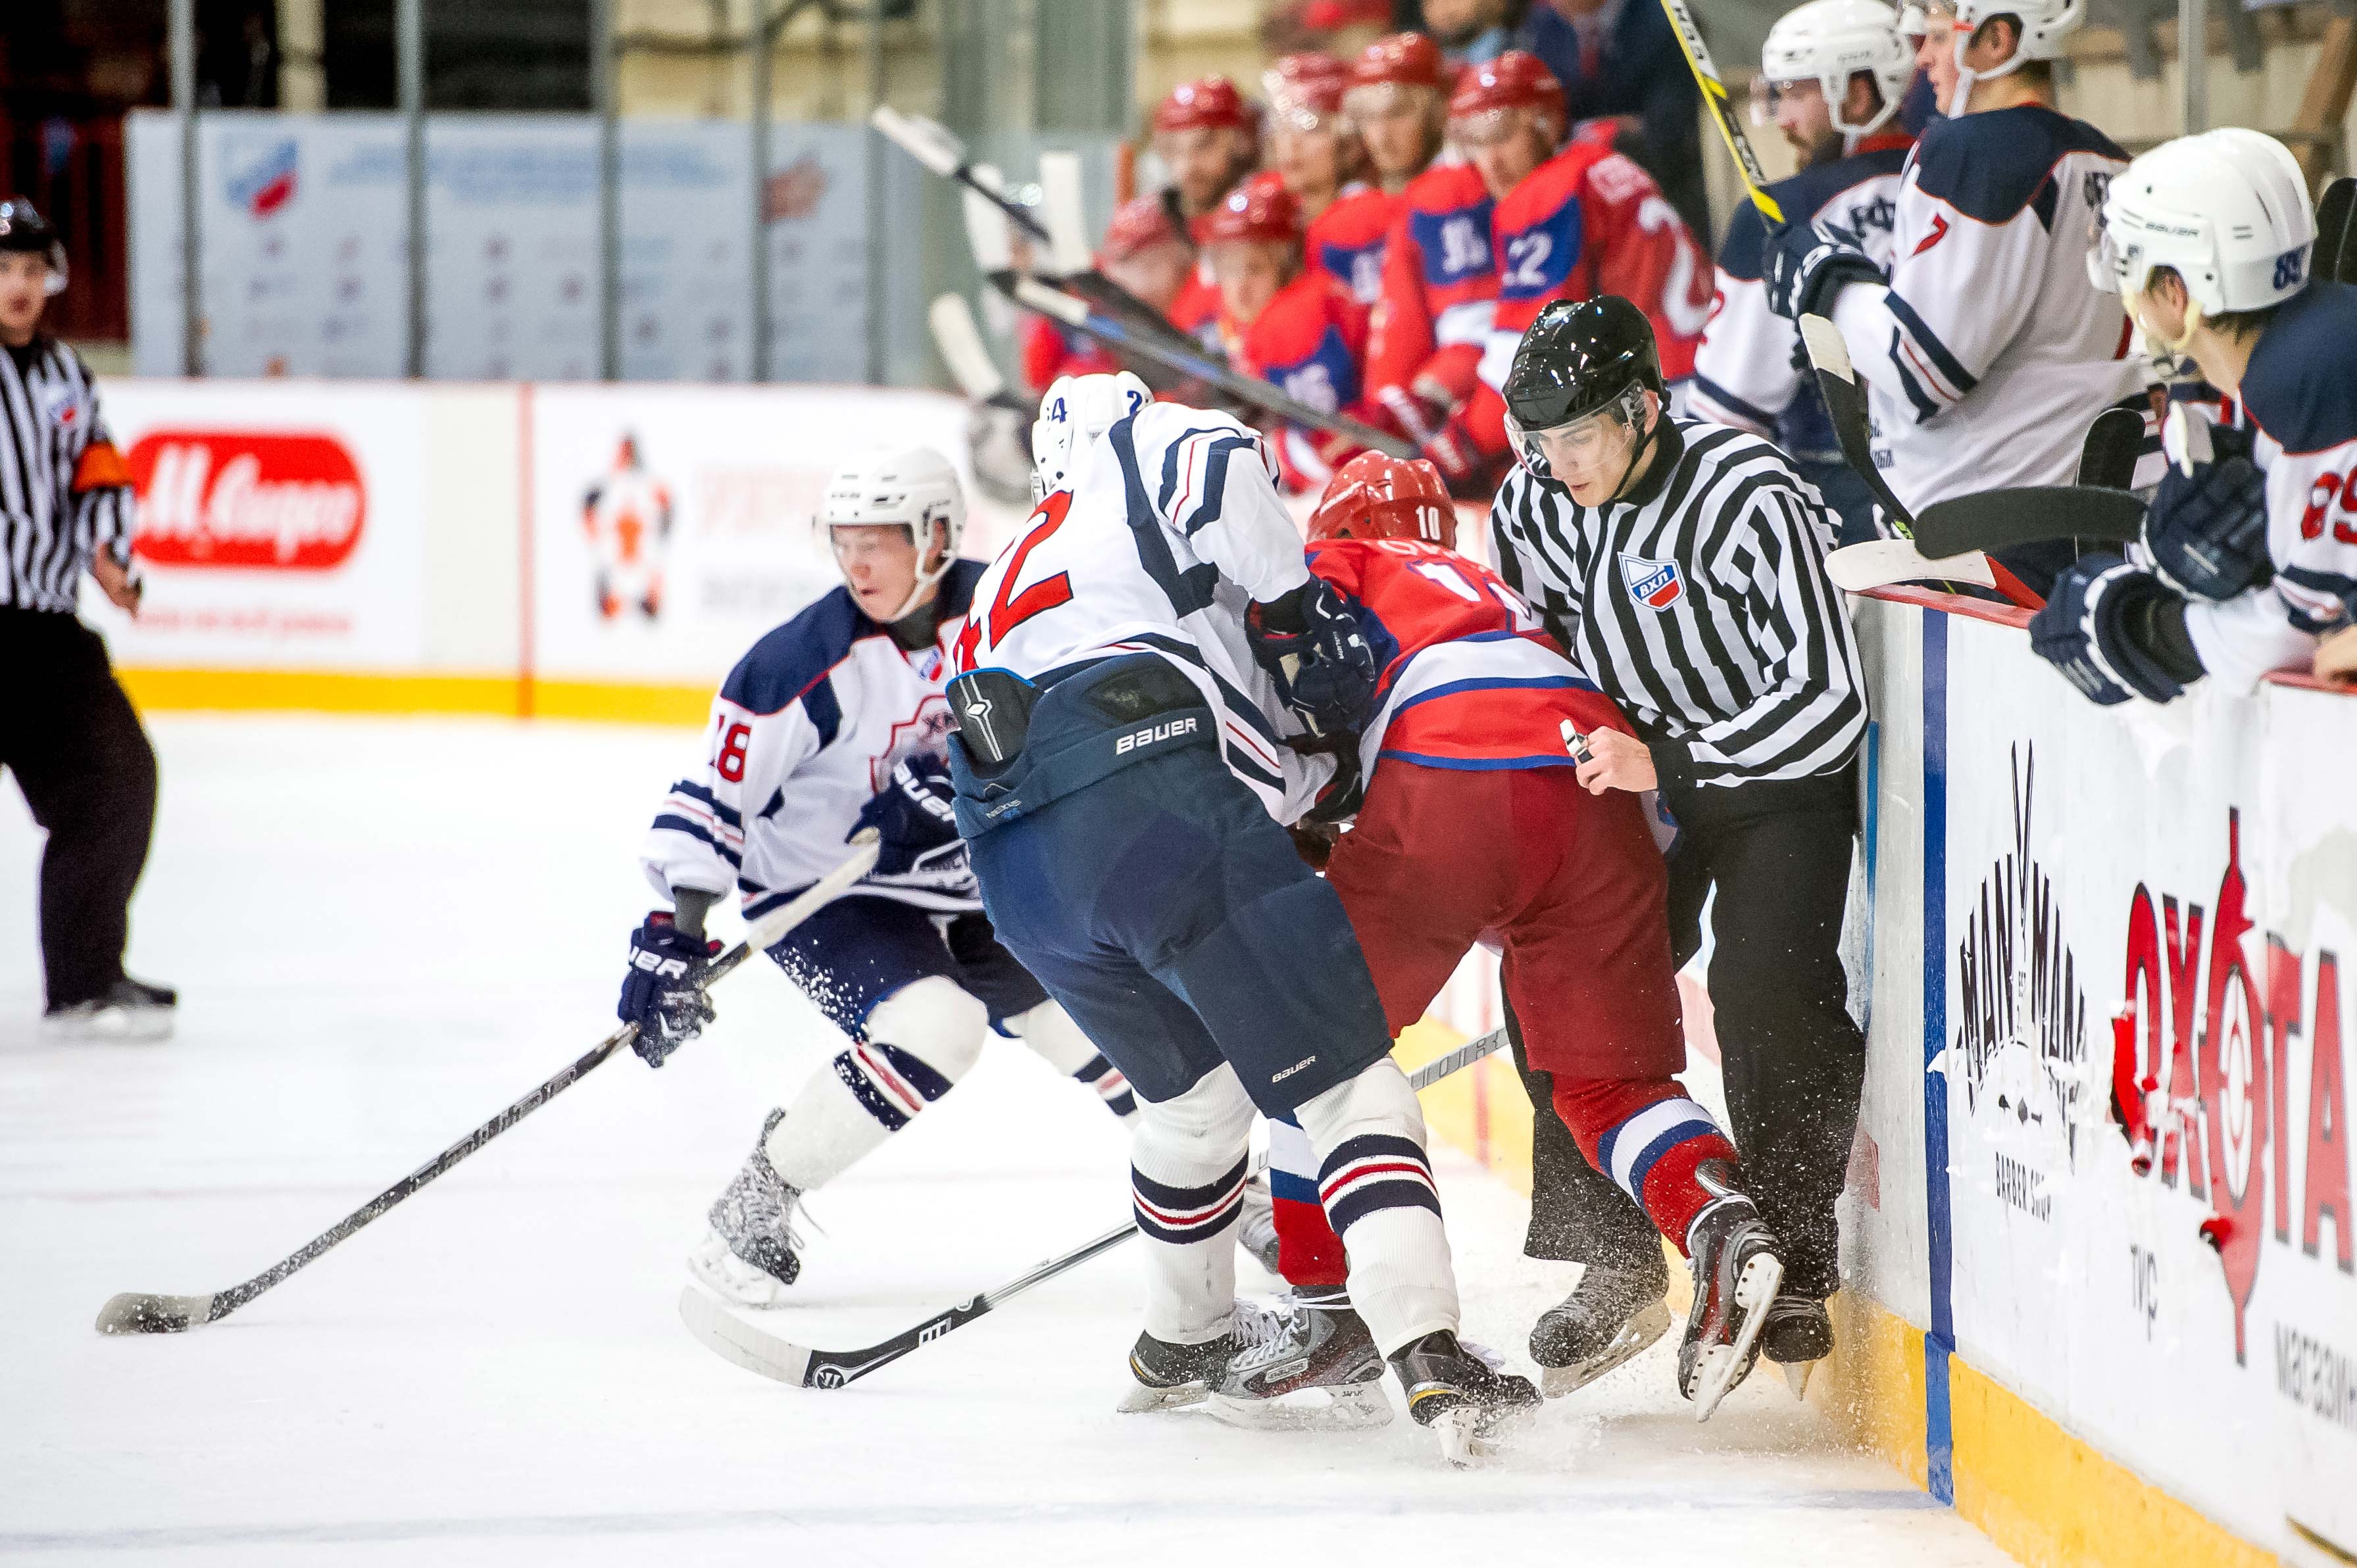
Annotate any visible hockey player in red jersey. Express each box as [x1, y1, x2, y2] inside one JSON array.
[[1366, 127, 1499, 489], [1459, 51, 1716, 439], [1020, 196, 1195, 395], [1344, 32, 1451, 195], [1210, 453, 1787, 1427], [1154, 75, 1260, 349], [1201, 172, 1375, 493], [1266, 53, 1392, 308]]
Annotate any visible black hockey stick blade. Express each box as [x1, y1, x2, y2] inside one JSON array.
[[678, 1025, 1513, 1389], [2316, 177, 2356, 286], [2076, 406, 2146, 491], [1913, 485, 2146, 559], [1799, 314, 1917, 536], [96, 836, 881, 1336]]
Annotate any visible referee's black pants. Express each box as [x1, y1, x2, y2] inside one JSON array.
[[1, 608, 158, 1009], [1514, 763, 1865, 1300]]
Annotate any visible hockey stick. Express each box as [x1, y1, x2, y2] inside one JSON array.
[[1799, 314, 1914, 535], [1912, 485, 2146, 560], [2077, 405, 2146, 490], [1656, 0, 1783, 222], [93, 833, 884, 1337], [929, 293, 1030, 414], [676, 1025, 1514, 1390], [2316, 177, 2356, 286], [1011, 277, 1417, 459]]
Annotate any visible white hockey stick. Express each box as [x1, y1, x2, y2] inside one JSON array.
[[678, 1025, 1514, 1390], [95, 833, 881, 1336], [928, 293, 1028, 414], [1037, 151, 1093, 278], [1824, 537, 1998, 595]]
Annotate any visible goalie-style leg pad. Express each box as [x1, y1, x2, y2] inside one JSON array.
[[1552, 1077, 1742, 1258], [1005, 999, 1139, 1123], [764, 976, 988, 1191], [1293, 1058, 1459, 1357], [1129, 1062, 1257, 1344]]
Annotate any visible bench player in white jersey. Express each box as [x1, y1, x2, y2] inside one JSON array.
[[945, 372, 1541, 1463], [1689, 0, 1915, 544], [2032, 130, 2357, 705], [1756, 0, 2156, 585], [617, 447, 1154, 1306]]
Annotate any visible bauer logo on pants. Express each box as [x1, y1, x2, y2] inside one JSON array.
[[1620, 553, 1684, 610]]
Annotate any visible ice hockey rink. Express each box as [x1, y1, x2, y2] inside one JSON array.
[[0, 715, 2014, 1567]]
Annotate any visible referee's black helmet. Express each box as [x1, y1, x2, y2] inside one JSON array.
[[1501, 295, 1662, 433], [0, 199, 68, 295]]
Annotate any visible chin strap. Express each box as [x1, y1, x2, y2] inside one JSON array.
[[1604, 406, 1664, 506]]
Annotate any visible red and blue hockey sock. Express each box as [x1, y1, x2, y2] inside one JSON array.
[[1552, 1077, 1741, 1257], [1267, 1113, 1350, 1288]]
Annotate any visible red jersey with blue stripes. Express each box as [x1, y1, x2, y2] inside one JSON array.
[[1021, 314, 1122, 395], [1304, 535, 1634, 780], [1228, 270, 1372, 492], [1371, 162, 1495, 406], [1306, 185, 1399, 307], [1484, 143, 1716, 387]]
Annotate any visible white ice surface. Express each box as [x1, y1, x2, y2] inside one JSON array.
[[0, 716, 2013, 1568]]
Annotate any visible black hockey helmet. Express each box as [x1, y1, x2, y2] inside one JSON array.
[[1501, 295, 1662, 431], [0, 199, 68, 295]]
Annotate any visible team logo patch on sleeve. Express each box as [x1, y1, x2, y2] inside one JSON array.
[[1620, 553, 1685, 610]]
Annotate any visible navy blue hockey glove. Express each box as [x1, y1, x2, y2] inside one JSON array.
[[1761, 221, 1883, 324], [619, 912, 720, 1067], [853, 754, 976, 896], [2143, 426, 2271, 601], [1247, 579, 1380, 735], [2029, 553, 2189, 706]]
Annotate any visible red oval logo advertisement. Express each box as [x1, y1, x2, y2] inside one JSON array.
[[125, 431, 366, 570]]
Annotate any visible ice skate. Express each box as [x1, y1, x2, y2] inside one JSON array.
[[1235, 1173, 1283, 1276], [41, 977, 176, 1043], [1757, 1294, 1833, 1398], [1388, 1329, 1542, 1467], [1527, 1245, 1672, 1398], [688, 1109, 807, 1307], [1677, 1165, 1785, 1421], [1116, 1300, 1289, 1413], [1206, 1287, 1393, 1431]]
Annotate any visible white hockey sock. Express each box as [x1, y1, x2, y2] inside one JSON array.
[[1128, 1064, 1257, 1343], [764, 978, 986, 1192], [1294, 1060, 1460, 1357], [1006, 1000, 1139, 1123]]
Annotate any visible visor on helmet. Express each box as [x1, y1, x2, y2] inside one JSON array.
[[1502, 383, 1649, 479]]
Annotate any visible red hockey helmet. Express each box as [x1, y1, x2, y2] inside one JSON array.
[[1308, 453, 1454, 545], [1099, 195, 1187, 263], [1348, 32, 1448, 93], [1154, 75, 1253, 134], [1266, 52, 1352, 128], [1196, 172, 1303, 248], [1445, 49, 1566, 144]]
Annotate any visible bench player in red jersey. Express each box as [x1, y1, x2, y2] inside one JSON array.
[[1205, 453, 1787, 1428], [1265, 53, 1391, 310], [1152, 76, 1259, 349], [1367, 124, 1497, 493], [1020, 196, 1196, 395], [1201, 173, 1375, 494]]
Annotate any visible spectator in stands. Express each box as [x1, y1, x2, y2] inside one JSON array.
[[1514, 0, 1709, 241], [1423, 0, 1519, 64]]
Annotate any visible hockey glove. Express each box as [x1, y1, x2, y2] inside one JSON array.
[[1761, 221, 1883, 325], [2143, 426, 2272, 600], [853, 755, 978, 898], [619, 912, 720, 1066], [2028, 553, 2190, 706], [1247, 579, 1380, 735]]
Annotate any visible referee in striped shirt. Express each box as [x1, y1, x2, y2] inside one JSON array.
[[1488, 297, 1866, 1386], [0, 199, 174, 1041]]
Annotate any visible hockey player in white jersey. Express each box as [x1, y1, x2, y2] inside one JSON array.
[[619, 447, 1154, 1306], [2031, 130, 2357, 704], [1689, 0, 1916, 544], [945, 372, 1541, 1463], [1756, 0, 2155, 584]]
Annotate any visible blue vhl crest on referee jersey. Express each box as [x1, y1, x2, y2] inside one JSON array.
[[1620, 552, 1683, 610]]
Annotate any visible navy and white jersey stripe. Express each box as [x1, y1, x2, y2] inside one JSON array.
[[1, 337, 133, 614], [1489, 419, 1868, 788]]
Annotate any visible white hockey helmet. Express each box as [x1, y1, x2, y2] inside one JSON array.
[[1757, 0, 1914, 139], [1948, 0, 2082, 110], [1031, 371, 1151, 502], [820, 445, 966, 622], [2090, 129, 2316, 326]]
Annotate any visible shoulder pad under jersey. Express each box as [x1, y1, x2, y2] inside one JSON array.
[[722, 587, 870, 718], [2240, 282, 2357, 456], [1402, 162, 1496, 293], [1908, 104, 2125, 226]]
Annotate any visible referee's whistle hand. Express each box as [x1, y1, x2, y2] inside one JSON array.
[[90, 554, 142, 616], [1575, 727, 1658, 795]]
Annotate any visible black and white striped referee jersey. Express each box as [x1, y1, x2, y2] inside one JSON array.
[[1489, 417, 1868, 789], [1, 336, 132, 614]]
